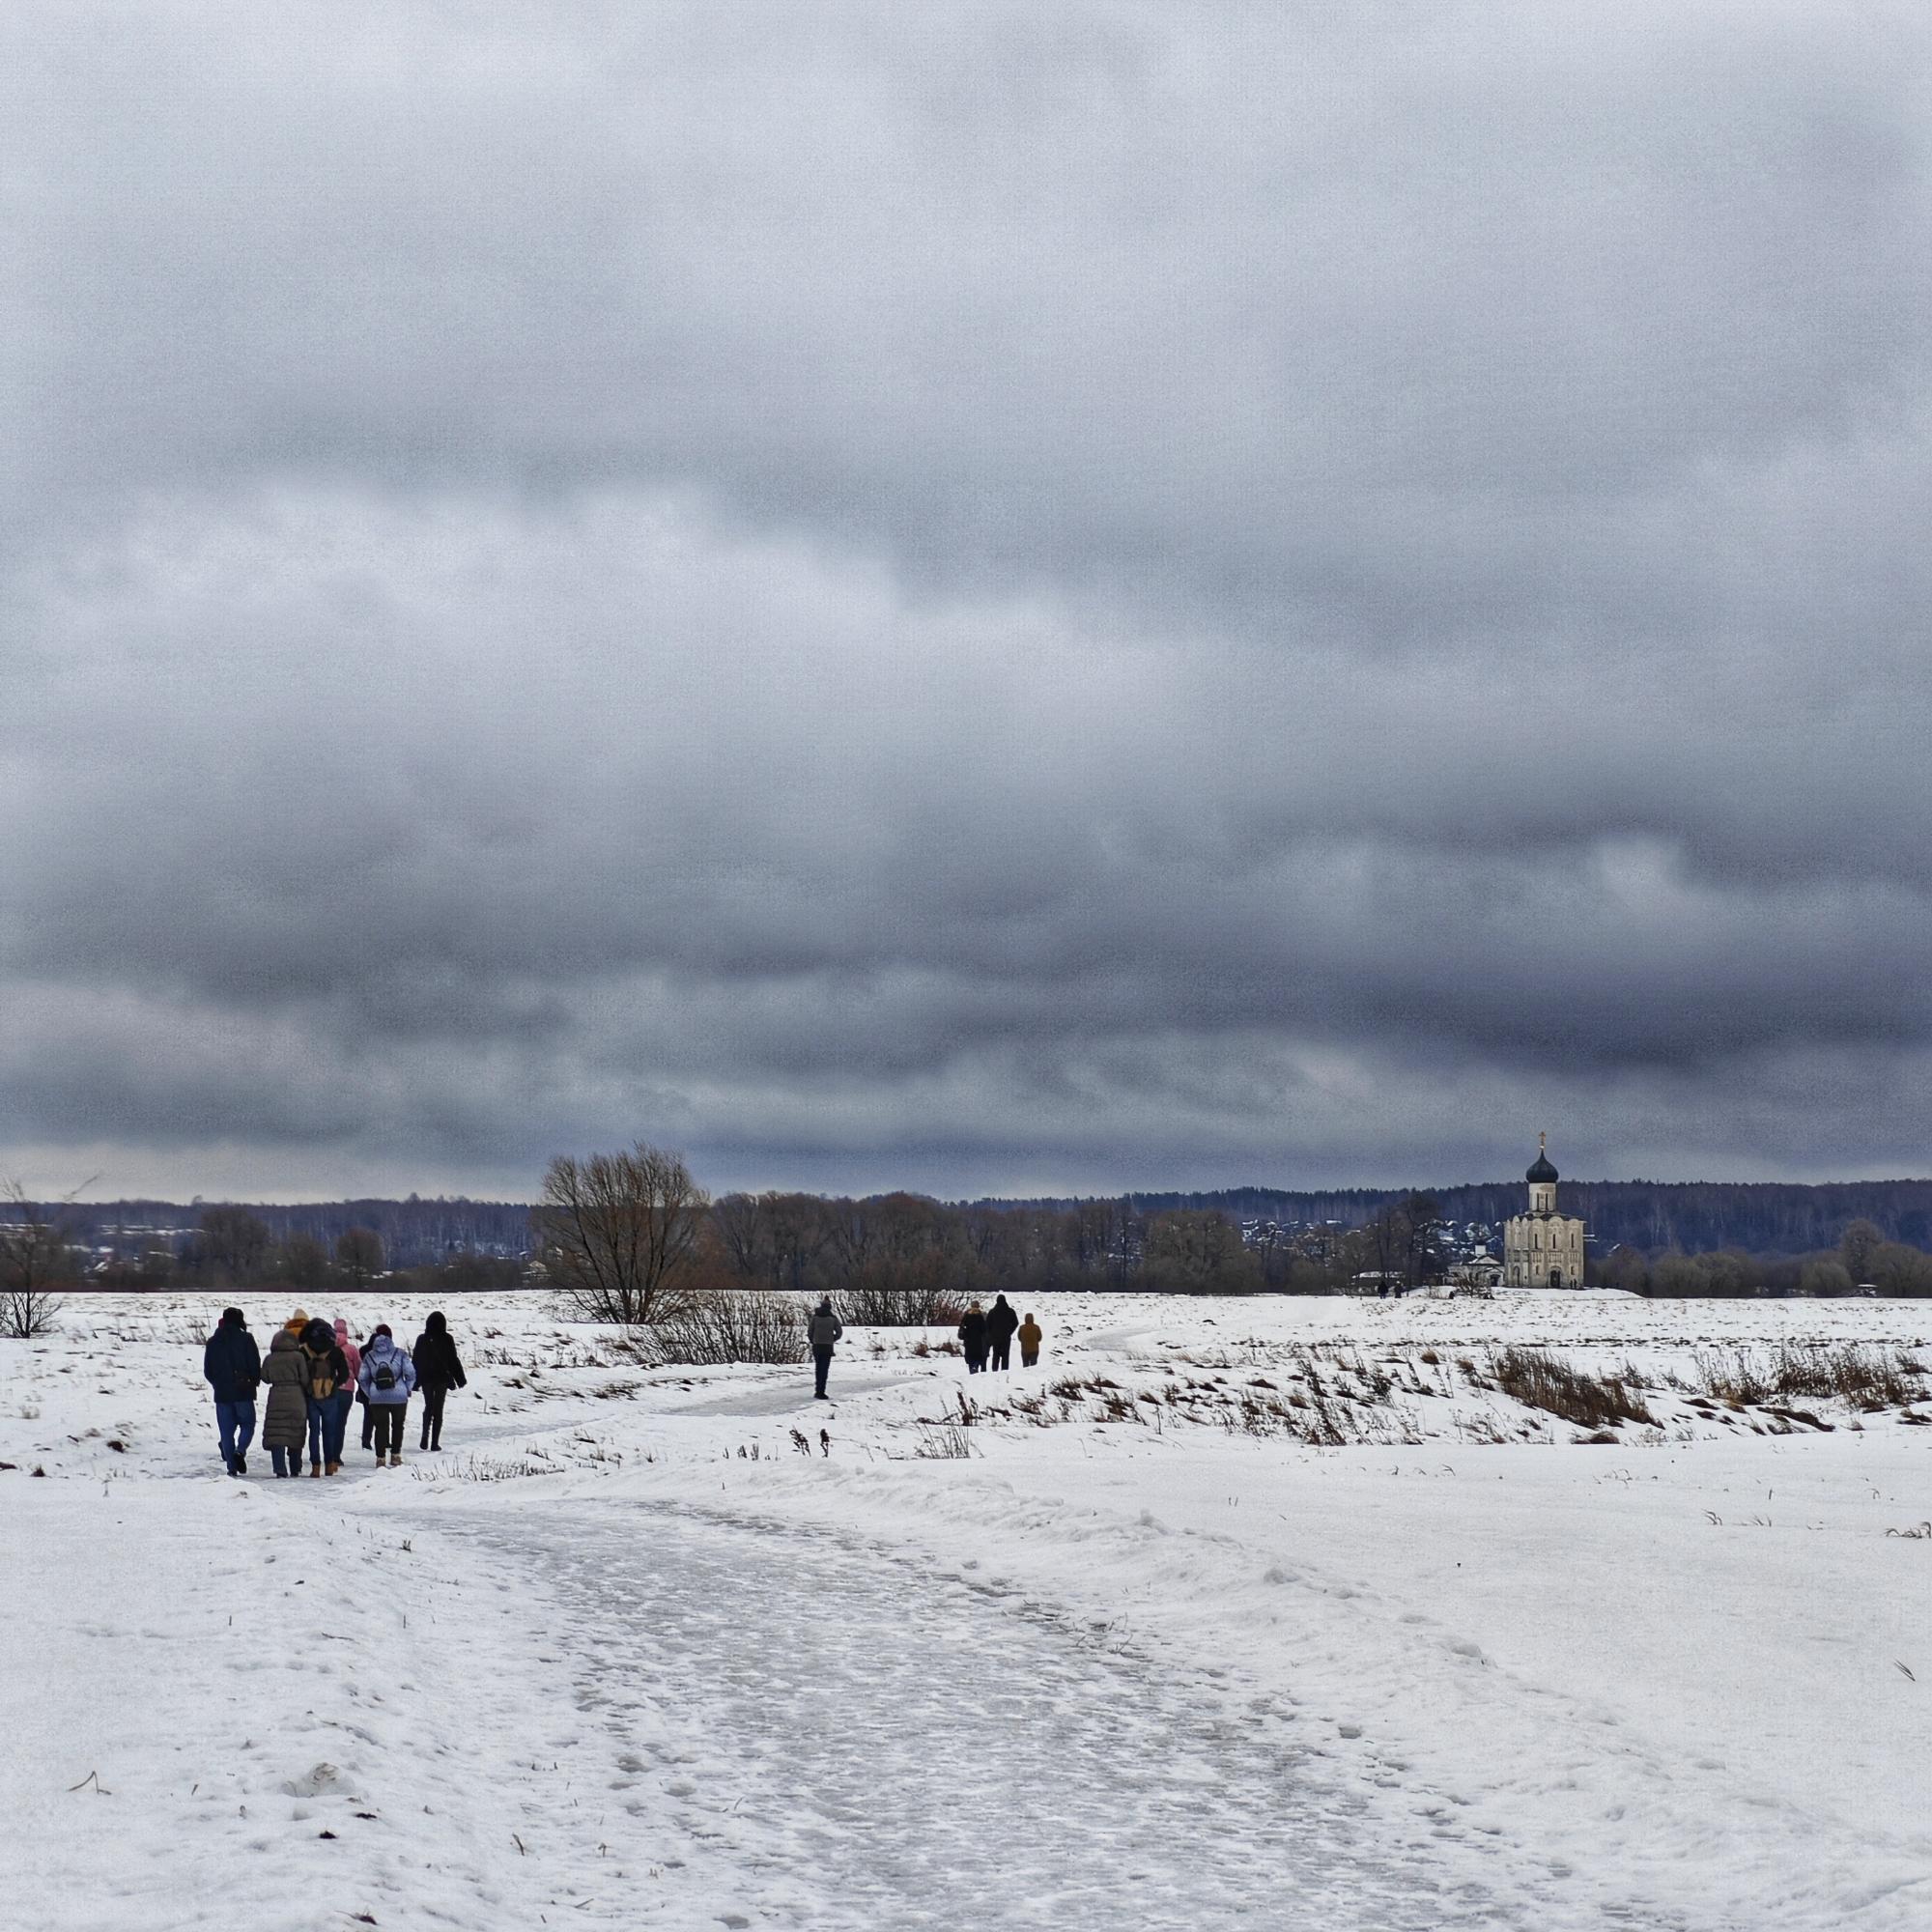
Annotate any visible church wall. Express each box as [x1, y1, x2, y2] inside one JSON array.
[[1502, 1212, 1586, 1288]]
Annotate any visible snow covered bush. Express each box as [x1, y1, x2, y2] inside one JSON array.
[[644, 1289, 807, 1366], [836, 1263, 962, 1327], [1, 1282, 62, 1340], [1, 1182, 71, 1339]]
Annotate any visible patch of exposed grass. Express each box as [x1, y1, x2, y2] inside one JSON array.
[[1490, 1348, 1655, 1429], [1695, 1345, 1924, 1411]]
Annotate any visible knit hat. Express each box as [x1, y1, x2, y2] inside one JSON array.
[[290, 1307, 309, 1325], [333, 1318, 349, 1338]]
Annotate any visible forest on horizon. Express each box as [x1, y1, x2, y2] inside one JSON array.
[[25, 1176, 1932, 1277]]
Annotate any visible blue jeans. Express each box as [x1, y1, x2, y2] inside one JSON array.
[[271, 1444, 298, 1476], [323, 1388, 353, 1464], [213, 1399, 256, 1470], [304, 1398, 328, 1467]]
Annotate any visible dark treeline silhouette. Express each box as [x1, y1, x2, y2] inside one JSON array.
[[48, 1197, 530, 1284], [18, 1178, 1932, 1299], [1021, 1180, 1932, 1258]]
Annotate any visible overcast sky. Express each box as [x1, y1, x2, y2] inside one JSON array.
[[4, 3, 1930, 1202]]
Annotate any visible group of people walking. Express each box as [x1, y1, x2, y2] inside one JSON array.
[[804, 1293, 1048, 1396], [206, 1296, 1037, 1442], [202, 1306, 469, 1478], [958, 1294, 1041, 1374]]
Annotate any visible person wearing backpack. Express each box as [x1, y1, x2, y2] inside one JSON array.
[[805, 1297, 842, 1399], [357, 1323, 417, 1466], [201, 1307, 261, 1476], [410, 1311, 468, 1452], [298, 1317, 351, 1476], [259, 1328, 310, 1477]]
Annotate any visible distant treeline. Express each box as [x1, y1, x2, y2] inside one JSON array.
[[24, 1178, 1932, 1298], [63, 1197, 533, 1270], [1010, 1180, 1932, 1258]]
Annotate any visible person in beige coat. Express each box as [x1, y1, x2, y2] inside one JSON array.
[[1017, 1313, 1043, 1368], [258, 1328, 310, 1478]]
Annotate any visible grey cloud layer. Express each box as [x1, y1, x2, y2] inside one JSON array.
[[3, 3, 1929, 1195]]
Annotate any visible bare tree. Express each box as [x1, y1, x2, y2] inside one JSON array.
[[1399, 1192, 1443, 1291], [196, 1206, 271, 1285], [535, 1143, 708, 1326], [1839, 1218, 1885, 1285], [1870, 1242, 1932, 1297], [1141, 1210, 1262, 1293], [1799, 1257, 1854, 1297], [335, 1226, 385, 1292], [274, 1232, 333, 1294], [1, 1179, 82, 1339]]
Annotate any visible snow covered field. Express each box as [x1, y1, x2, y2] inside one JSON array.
[[4, 1290, 1929, 1930]]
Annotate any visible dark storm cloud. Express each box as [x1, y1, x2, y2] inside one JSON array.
[[2, 2, 1930, 1196]]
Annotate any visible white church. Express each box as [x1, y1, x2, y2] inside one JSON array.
[[1501, 1134, 1588, 1290]]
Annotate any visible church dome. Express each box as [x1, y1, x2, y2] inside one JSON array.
[[1526, 1147, 1559, 1183]]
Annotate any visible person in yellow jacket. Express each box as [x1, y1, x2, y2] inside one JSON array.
[[1017, 1313, 1043, 1369]]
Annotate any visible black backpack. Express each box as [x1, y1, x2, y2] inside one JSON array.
[[372, 1354, 397, 1393]]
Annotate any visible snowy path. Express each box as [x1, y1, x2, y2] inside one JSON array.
[[443, 1498, 1550, 1931], [678, 1372, 910, 1416], [12, 1291, 1927, 1932]]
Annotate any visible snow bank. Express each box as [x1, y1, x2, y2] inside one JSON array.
[[3, 1292, 1928, 1929]]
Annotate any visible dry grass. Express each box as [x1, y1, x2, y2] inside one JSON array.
[[1694, 1344, 1924, 1411], [1489, 1348, 1655, 1429]]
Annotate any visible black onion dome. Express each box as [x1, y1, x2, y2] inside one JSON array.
[[1526, 1149, 1559, 1183]]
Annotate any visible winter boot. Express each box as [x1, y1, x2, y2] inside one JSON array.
[[325, 1460, 340, 1475], [388, 1451, 402, 1467], [235, 1454, 246, 1475], [309, 1462, 323, 1477]]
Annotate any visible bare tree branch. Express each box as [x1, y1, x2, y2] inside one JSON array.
[[533, 1144, 708, 1327]]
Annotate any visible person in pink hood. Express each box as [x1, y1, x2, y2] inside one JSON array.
[[324, 1319, 360, 1470]]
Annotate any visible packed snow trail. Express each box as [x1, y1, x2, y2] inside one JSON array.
[[449, 1499, 1555, 1931]]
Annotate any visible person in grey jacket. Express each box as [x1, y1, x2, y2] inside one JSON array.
[[807, 1298, 843, 1399]]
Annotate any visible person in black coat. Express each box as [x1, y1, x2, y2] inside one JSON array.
[[984, 1293, 1020, 1372], [202, 1307, 261, 1476], [411, 1310, 468, 1452], [957, 1302, 990, 1374]]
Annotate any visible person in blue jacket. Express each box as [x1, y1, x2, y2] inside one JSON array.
[[202, 1307, 261, 1476], [357, 1323, 418, 1466]]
